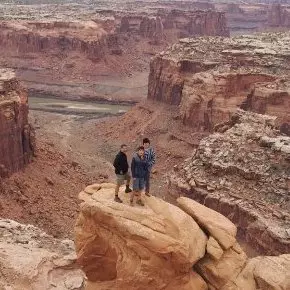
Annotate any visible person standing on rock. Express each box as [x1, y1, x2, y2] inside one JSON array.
[[143, 138, 156, 196], [130, 146, 147, 206], [113, 144, 132, 203]]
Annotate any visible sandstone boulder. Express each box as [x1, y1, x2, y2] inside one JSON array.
[[221, 254, 290, 290], [196, 246, 247, 289], [75, 183, 207, 290], [206, 236, 224, 261], [177, 197, 237, 249]]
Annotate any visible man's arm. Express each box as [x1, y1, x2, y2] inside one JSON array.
[[148, 148, 156, 167], [113, 154, 120, 172], [131, 157, 136, 178]]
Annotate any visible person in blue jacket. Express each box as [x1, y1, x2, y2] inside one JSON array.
[[130, 146, 147, 206]]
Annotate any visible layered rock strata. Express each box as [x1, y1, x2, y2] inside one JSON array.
[[148, 32, 290, 130], [0, 21, 109, 60], [169, 110, 290, 255], [75, 183, 290, 290], [0, 219, 84, 290], [119, 10, 229, 40], [161, 10, 229, 38], [0, 68, 34, 177]]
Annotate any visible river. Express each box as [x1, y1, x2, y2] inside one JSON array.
[[28, 96, 131, 117]]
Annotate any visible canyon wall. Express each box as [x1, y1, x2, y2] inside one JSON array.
[[162, 10, 229, 37], [148, 33, 290, 131], [119, 10, 229, 41], [169, 110, 290, 256], [268, 3, 290, 27], [75, 183, 290, 290], [0, 21, 109, 60], [0, 69, 34, 177]]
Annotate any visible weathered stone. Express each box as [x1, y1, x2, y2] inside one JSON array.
[[76, 183, 207, 289], [206, 237, 224, 261], [196, 247, 247, 289], [177, 197, 237, 249]]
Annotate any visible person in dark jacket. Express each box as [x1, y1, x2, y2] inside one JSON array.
[[130, 146, 147, 206], [113, 144, 132, 203]]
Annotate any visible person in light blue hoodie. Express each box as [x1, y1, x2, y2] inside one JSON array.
[[143, 138, 156, 196], [130, 146, 147, 206]]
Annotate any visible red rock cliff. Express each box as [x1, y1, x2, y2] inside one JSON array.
[[0, 21, 109, 60], [148, 34, 290, 131], [0, 69, 34, 177]]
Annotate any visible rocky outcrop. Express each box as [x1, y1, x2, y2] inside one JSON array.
[[169, 110, 290, 255], [75, 183, 290, 290], [0, 21, 109, 60], [0, 219, 84, 290], [75, 183, 207, 290], [148, 33, 290, 129], [0, 68, 34, 177], [139, 16, 164, 44], [268, 4, 290, 27]]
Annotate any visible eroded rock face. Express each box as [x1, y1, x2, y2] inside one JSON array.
[[268, 4, 290, 27], [162, 10, 229, 38], [118, 9, 229, 43], [0, 219, 84, 290], [139, 16, 164, 44], [148, 33, 290, 129], [0, 21, 109, 60], [75, 183, 290, 290], [169, 110, 290, 255], [0, 68, 34, 177]]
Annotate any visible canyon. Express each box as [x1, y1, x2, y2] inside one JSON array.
[[0, 0, 289, 289]]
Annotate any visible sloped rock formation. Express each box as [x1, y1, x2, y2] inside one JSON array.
[[148, 33, 290, 130], [0, 68, 34, 177], [0, 219, 84, 290], [75, 183, 290, 290], [169, 110, 290, 255]]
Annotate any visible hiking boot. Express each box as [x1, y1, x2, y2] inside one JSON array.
[[145, 192, 151, 197], [114, 196, 123, 203], [125, 186, 132, 193], [136, 199, 145, 206]]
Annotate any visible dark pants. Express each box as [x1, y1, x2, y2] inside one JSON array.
[[145, 171, 150, 193]]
